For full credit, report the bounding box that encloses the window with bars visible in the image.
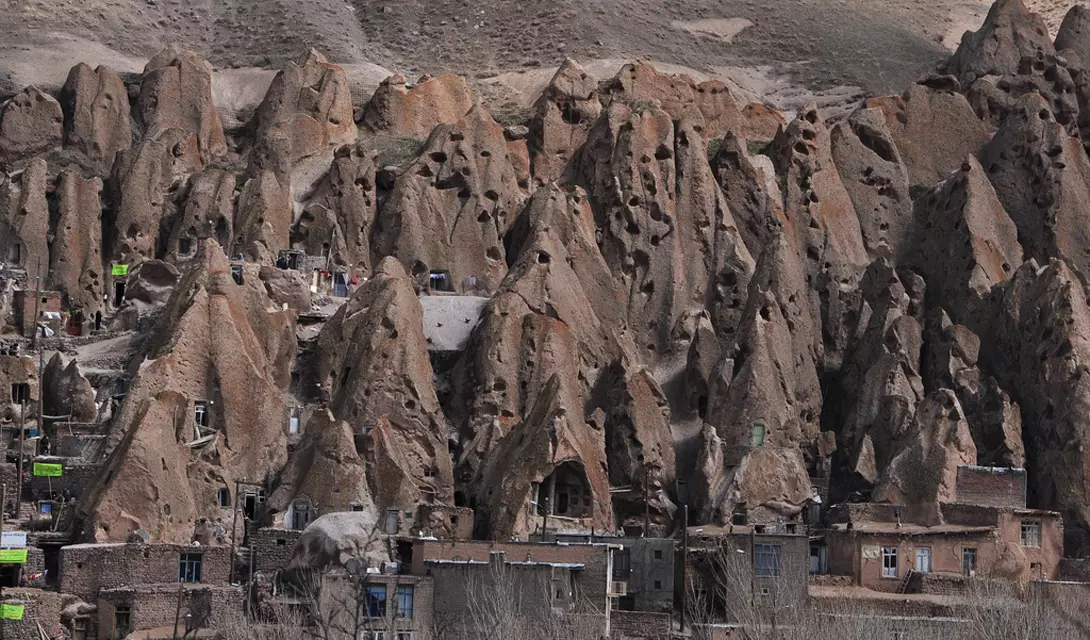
[10,383,29,405]
[754,544,782,577]
[1021,520,1041,547]
[396,584,414,618]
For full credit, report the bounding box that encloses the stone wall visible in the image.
[250,527,301,573]
[908,571,968,595]
[59,543,231,601]
[97,584,243,638]
[0,588,72,640]
[954,466,1026,509]
[610,610,671,639]
[28,458,100,500]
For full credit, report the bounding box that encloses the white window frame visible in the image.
[1021,520,1041,547]
[881,547,898,579]
[914,547,931,573]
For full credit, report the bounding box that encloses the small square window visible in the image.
[10,383,29,405]
[653,549,663,560]
[218,487,231,507]
[1021,520,1041,547]
[179,552,203,583]
[653,580,662,589]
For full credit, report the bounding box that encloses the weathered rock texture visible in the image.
[0,87,63,165]
[137,47,226,162]
[313,258,454,512]
[373,105,524,292]
[360,74,474,139]
[50,168,106,314]
[84,241,294,542]
[59,64,132,173]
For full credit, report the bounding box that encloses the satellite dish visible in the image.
[345,557,362,575]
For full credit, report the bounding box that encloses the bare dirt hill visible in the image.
[2,0,1076,100]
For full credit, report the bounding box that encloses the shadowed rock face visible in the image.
[85,240,295,543]
[43,354,96,423]
[0,159,49,273]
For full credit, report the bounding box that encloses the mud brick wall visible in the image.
[97,584,243,638]
[954,466,1026,509]
[60,543,231,601]
[610,610,671,639]
[28,459,100,500]
[250,527,301,573]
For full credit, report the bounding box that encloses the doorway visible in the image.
[113,280,126,307]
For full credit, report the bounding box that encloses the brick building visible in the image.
[534,533,675,613]
[317,572,433,640]
[12,290,61,338]
[684,526,809,625]
[822,466,1064,593]
[250,527,303,573]
[59,542,232,601]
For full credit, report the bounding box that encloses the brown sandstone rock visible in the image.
[42,354,97,423]
[235,169,292,256]
[298,143,378,272]
[372,105,525,292]
[164,169,235,263]
[86,240,294,542]
[50,168,105,314]
[0,159,49,273]
[830,107,913,262]
[138,47,226,162]
[476,372,613,538]
[577,103,753,356]
[528,59,601,184]
[864,84,994,188]
[0,87,63,166]
[252,49,357,151]
[313,258,453,512]
[1057,5,1090,66]
[706,231,821,452]
[923,309,1024,468]
[979,94,1090,279]
[991,258,1090,550]
[873,389,977,525]
[710,131,784,257]
[946,0,1054,84]
[966,52,1082,141]
[360,74,474,139]
[589,358,677,529]
[108,129,203,263]
[769,104,869,370]
[908,156,1022,329]
[59,64,132,173]
[258,265,312,313]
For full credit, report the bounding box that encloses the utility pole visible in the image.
[679,505,688,632]
[16,404,24,510]
[228,479,240,585]
[171,582,184,640]
[643,471,650,538]
[29,258,41,348]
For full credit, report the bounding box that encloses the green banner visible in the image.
[32,463,62,477]
[112,264,129,277]
[0,550,27,564]
[1,604,24,620]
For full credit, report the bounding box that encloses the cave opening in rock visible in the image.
[536,461,592,518]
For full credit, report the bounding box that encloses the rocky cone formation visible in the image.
[8,0,1090,554]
